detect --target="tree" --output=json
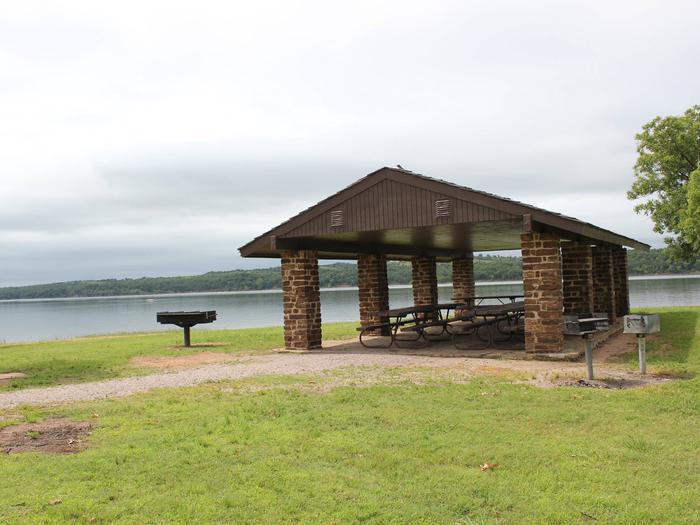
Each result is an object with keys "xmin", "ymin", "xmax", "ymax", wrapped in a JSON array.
[{"xmin": 627, "ymin": 105, "xmax": 700, "ymax": 260}]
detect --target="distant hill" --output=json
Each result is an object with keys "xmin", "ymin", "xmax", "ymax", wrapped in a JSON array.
[{"xmin": 0, "ymin": 249, "xmax": 697, "ymax": 300}]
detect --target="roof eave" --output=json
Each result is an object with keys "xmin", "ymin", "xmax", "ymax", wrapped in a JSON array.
[{"xmin": 238, "ymin": 166, "xmax": 651, "ymax": 256}]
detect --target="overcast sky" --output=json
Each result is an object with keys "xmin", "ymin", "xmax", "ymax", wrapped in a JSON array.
[{"xmin": 1, "ymin": 1, "xmax": 698, "ymax": 287}]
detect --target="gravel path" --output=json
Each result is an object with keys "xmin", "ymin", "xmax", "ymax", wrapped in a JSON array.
[
  {"xmin": 0, "ymin": 349, "xmax": 633, "ymax": 409},
  {"xmin": 0, "ymin": 353, "xmax": 482, "ymax": 409}
]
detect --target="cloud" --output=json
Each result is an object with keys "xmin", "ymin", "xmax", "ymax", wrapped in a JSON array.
[{"xmin": 0, "ymin": 0, "xmax": 698, "ymax": 286}]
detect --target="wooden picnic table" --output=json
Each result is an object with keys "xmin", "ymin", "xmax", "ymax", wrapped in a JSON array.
[
  {"xmin": 474, "ymin": 300, "xmax": 525, "ymax": 317},
  {"xmin": 357, "ymin": 303, "xmax": 461, "ymax": 348},
  {"xmin": 377, "ymin": 302, "xmax": 461, "ymax": 319},
  {"xmin": 357, "ymin": 298, "xmax": 525, "ymax": 349},
  {"xmin": 448, "ymin": 300, "xmax": 525, "ymax": 350},
  {"xmin": 455, "ymin": 295, "xmax": 524, "ymax": 306},
  {"xmin": 383, "ymin": 303, "xmax": 463, "ymax": 347}
]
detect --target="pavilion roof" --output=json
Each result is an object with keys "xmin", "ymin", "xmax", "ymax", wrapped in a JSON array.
[{"xmin": 239, "ymin": 167, "xmax": 649, "ymax": 259}]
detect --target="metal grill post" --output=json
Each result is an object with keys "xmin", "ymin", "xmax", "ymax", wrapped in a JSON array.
[
  {"xmin": 623, "ymin": 314, "xmax": 659, "ymax": 376},
  {"xmin": 584, "ymin": 334, "xmax": 594, "ymax": 380},
  {"xmin": 638, "ymin": 335, "xmax": 647, "ymax": 375}
]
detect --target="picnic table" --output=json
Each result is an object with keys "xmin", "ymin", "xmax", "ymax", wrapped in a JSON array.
[
  {"xmin": 356, "ymin": 297, "xmax": 525, "ymax": 349},
  {"xmin": 450, "ymin": 300, "xmax": 525, "ymax": 349},
  {"xmin": 456, "ymin": 294, "xmax": 524, "ymax": 306},
  {"xmin": 356, "ymin": 303, "xmax": 460, "ymax": 348},
  {"xmin": 474, "ymin": 300, "xmax": 525, "ymax": 317}
]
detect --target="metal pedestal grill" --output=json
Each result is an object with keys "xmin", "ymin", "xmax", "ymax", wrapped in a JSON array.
[
  {"xmin": 157, "ymin": 311, "xmax": 217, "ymax": 347},
  {"xmin": 564, "ymin": 313, "xmax": 610, "ymax": 380},
  {"xmin": 623, "ymin": 314, "xmax": 661, "ymax": 374}
]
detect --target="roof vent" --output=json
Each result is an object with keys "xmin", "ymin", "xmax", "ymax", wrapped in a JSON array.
[
  {"xmin": 435, "ymin": 199, "xmax": 452, "ymax": 218},
  {"xmin": 330, "ymin": 209, "xmax": 344, "ymax": 227}
]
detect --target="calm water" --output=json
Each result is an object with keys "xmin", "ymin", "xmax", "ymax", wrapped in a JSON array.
[{"xmin": 1, "ymin": 276, "xmax": 699, "ymax": 343}]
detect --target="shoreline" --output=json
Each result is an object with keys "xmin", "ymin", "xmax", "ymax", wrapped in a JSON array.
[
  {"xmin": 2, "ymin": 301, "xmax": 699, "ymax": 346},
  {"xmin": 1, "ymin": 273, "xmax": 699, "ymax": 304},
  {"xmin": 1, "ymin": 306, "xmax": 695, "ymax": 347}
]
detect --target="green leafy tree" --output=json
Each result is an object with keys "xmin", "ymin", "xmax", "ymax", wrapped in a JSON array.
[
  {"xmin": 628, "ymin": 106, "xmax": 700, "ymax": 259},
  {"xmin": 681, "ymin": 169, "xmax": 700, "ymax": 249}
]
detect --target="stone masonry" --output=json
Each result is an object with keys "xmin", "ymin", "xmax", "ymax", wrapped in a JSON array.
[
  {"xmin": 452, "ymin": 255, "xmax": 475, "ymax": 306},
  {"xmin": 561, "ymin": 241, "xmax": 594, "ymax": 315},
  {"xmin": 411, "ymin": 256, "xmax": 438, "ymax": 306},
  {"xmin": 592, "ymin": 245, "xmax": 616, "ymax": 321},
  {"xmin": 521, "ymin": 232, "xmax": 563, "ymax": 353},
  {"xmin": 357, "ymin": 254, "xmax": 390, "ymax": 335},
  {"xmin": 612, "ymin": 246, "xmax": 630, "ymax": 317},
  {"xmin": 281, "ymin": 250, "xmax": 322, "ymax": 350}
]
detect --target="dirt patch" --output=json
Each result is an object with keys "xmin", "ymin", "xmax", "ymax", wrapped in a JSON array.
[
  {"xmin": 132, "ymin": 351, "xmax": 238, "ymax": 369},
  {"xmin": 0, "ymin": 419, "xmax": 92, "ymax": 454},
  {"xmin": 522, "ymin": 366, "xmax": 678, "ymax": 389},
  {"xmin": 0, "ymin": 373, "xmax": 28, "ymax": 387},
  {"xmin": 595, "ymin": 332, "xmax": 639, "ymax": 362},
  {"xmin": 555, "ymin": 375, "xmax": 674, "ymax": 389},
  {"xmin": 167, "ymin": 342, "xmax": 230, "ymax": 350}
]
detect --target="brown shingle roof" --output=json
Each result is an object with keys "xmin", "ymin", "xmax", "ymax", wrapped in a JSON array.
[{"xmin": 239, "ymin": 166, "xmax": 649, "ymax": 257}]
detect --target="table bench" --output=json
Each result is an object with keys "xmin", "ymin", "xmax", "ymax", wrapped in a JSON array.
[
  {"xmin": 357, "ymin": 303, "xmax": 460, "ymax": 348},
  {"xmin": 357, "ymin": 298, "xmax": 525, "ymax": 350}
]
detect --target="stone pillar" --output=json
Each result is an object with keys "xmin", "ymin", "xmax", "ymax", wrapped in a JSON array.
[
  {"xmin": 561, "ymin": 241, "xmax": 594, "ymax": 315},
  {"xmin": 612, "ymin": 247, "xmax": 630, "ymax": 317},
  {"xmin": 592, "ymin": 245, "xmax": 616, "ymax": 321},
  {"xmin": 452, "ymin": 255, "xmax": 475, "ymax": 306},
  {"xmin": 411, "ymin": 256, "xmax": 438, "ymax": 306},
  {"xmin": 357, "ymin": 254, "xmax": 390, "ymax": 335},
  {"xmin": 521, "ymin": 232, "xmax": 564, "ymax": 353},
  {"xmin": 281, "ymin": 250, "xmax": 322, "ymax": 350}
]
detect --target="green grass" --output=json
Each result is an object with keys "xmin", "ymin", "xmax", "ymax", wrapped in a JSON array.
[
  {"xmin": 623, "ymin": 307, "xmax": 700, "ymax": 377},
  {"xmin": 0, "ymin": 323, "xmax": 358, "ymax": 390},
  {"xmin": 1, "ymin": 309, "xmax": 699, "ymax": 523}
]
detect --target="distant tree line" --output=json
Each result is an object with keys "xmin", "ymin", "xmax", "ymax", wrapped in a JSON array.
[
  {"xmin": 1, "ymin": 249, "xmax": 697, "ymax": 300},
  {"xmin": 626, "ymin": 249, "xmax": 700, "ymax": 275}
]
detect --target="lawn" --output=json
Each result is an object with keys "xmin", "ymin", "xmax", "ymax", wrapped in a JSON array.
[
  {"xmin": 0, "ymin": 323, "xmax": 358, "ymax": 390},
  {"xmin": 0, "ymin": 308, "xmax": 699, "ymax": 523}
]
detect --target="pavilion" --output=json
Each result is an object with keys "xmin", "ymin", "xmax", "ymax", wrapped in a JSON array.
[{"xmin": 239, "ymin": 167, "xmax": 649, "ymax": 353}]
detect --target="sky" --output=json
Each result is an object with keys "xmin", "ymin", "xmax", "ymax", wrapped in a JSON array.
[{"xmin": 1, "ymin": 0, "xmax": 699, "ymax": 287}]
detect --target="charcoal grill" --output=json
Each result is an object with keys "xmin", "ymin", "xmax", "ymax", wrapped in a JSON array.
[
  {"xmin": 157, "ymin": 311, "xmax": 217, "ymax": 347},
  {"xmin": 563, "ymin": 314, "xmax": 609, "ymax": 380},
  {"xmin": 623, "ymin": 314, "xmax": 661, "ymax": 375}
]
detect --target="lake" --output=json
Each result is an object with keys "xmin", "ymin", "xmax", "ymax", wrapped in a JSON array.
[{"xmin": 1, "ymin": 275, "xmax": 699, "ymax": 344}]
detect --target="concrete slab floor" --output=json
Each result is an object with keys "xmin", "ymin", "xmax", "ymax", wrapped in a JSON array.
[{"xmin": 312, "ymin": 320, "xmax": 627, "ymax": 363}]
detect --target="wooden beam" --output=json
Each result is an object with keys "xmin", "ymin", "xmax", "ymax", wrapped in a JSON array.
[{"xmin": 272, "ymin": 236, "xmax": 472, "ymax": 259}]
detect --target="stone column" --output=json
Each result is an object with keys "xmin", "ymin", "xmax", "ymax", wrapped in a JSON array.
[
  {"xmin": 452, "ymin": 255, "xmax": 475, "ymax": 306},
  {"xmin": 561, "ymin": 241, "xmax": 594, "ymax": 315},
  {"xmin": 592, "ymin": 245, "xmax": 616, "ymax": 321},
  {"xmin": 411, "ymin": 256, "xmax": 438, "ymax": 306},
  {"xmin": 281, "ymin": 250, "xmax": 322, "ymax": 350},
  {"xmin": 521, "ymin": 232, "xmax": 564, "ymax": 353},
  {"xmin": 357, "ymin": 254, "xmax": 390, "ymax": 335},
  {"xmin": 612, "ymin": 247, "xmax": 630, "ymax": 317}
]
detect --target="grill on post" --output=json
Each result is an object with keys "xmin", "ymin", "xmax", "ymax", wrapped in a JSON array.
[
  {"xmin": 623, "ymin": 314, "xmax": 661, "ymax": 375},
  {"xmin": 623, "ymin": 314, "xmax": 661, "ymax": 335},
  {"xmin": 563, "ymin": 316, "xmax": 599, "ymax": 336},
  {"xmin": 563, "ymin": 314, "xmax": 610, "ymax": 380},
  {"xmin": 157, "ymin": 311, "xmax": 217, "ymax": 347}
]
